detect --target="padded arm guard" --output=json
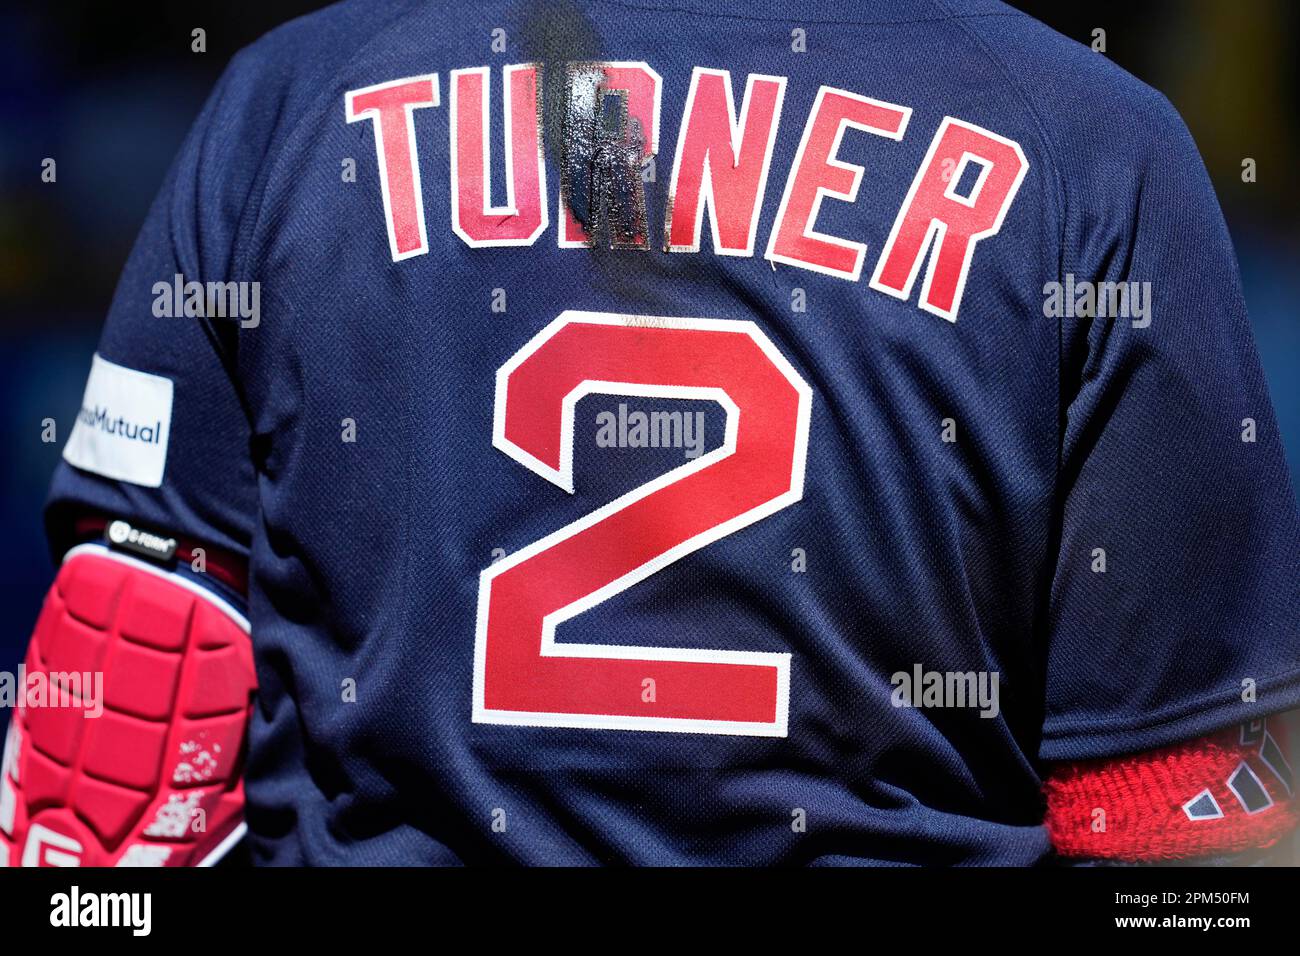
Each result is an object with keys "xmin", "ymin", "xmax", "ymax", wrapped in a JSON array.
[
  {"xmin": 1, "ymin": 544, "xmax": 256, "ymax": 867},
  {"xmin": 1045, "ymin": 717, "xmax": 1295, "ymax": 862}
]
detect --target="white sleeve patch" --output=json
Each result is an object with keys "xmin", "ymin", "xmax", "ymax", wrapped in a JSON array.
[{"xmin": 63, "ymin": 354, "xmax": 173, "ymax": 488}]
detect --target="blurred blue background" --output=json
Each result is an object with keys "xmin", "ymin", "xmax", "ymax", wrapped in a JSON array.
[{"xmin": 2, "ymin": 0, "xmax": 1297, "ymax": 669}]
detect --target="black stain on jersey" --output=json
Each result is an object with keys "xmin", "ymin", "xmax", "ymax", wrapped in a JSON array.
[
  {"xmin": 520, "ymin": 1, "xmax": 647, "ymax": 250},
  {"xmin": 519, "ymin": 0, "xmax": 600, "ymax": 172},
  {"xmin": 560, "ymin": 63, "xmax": 650, "ymax": 250},
  {"xmin": 519, "ymin": 0, "xmax": 689, "ymax": 313}
]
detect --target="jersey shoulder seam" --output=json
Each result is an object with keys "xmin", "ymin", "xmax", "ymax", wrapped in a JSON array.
[{"xmin": 598, "ymin": 0, "xmax": 1029, "ymax": 27}]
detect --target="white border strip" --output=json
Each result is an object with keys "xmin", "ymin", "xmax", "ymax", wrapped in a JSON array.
[{"xmin": 197, "ymin": 822, "xmax": 249, "ymax": 867}]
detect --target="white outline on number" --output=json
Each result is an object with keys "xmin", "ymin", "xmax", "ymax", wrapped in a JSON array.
[{"xmin": 474, "ymin": 311, "xmax": 812, "ymax": 736}]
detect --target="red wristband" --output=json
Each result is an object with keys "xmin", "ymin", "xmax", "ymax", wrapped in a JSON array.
[{"xmin": 1044, "ymin": 718, "xmax": 1295, "ymax": 861}]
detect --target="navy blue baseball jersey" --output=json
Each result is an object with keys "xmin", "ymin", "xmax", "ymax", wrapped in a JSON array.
[{"xmin": 45, "ymin": 0, "xmax": 1300, "ymax": 864}]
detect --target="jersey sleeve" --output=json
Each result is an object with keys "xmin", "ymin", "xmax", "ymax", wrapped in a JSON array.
[
  {"xmin": 5, "ymin": 44, "xmax": 289, "ymax": 869},
  {"xmin": 45, "ymin": 45, "xmax": 279, "ymax": 563},
  {"xmin": 1039, "ymin": 93, "xmax": 1300, "ymax": 761}
]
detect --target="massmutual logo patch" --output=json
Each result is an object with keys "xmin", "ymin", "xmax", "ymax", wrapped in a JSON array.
[{"xmin": 62, "ymin": 354, "xmax": 173, "ymax": 487}]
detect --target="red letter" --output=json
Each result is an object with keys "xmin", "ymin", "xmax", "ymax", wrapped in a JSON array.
[
  {"xmin": 765, "ymin": 86, "xmax": 910, "ymax": 280},
  {"xmin": 869, "ymin": 117, "xmax": 1028, "ymax": 321},
  {"xmin": 450, "ymin": 65, "xmax": 548, "ymax": 247},
  {"xmin": 665, "ymin": 69, "xmax": 786, "ymax": 256},
  {"xmin": 345, "ymin": 75, "xmax": 440, "ymax": 261}
]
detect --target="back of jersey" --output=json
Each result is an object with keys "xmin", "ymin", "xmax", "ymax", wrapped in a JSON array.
[{"xmin": 47, "ymin": 0, "xmax": 1300, "ymax": 864}]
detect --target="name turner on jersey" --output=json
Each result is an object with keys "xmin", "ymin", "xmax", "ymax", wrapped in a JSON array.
[{"xmin": 346, "ymin": 63, "xmax": 1028, "ymax": 324}]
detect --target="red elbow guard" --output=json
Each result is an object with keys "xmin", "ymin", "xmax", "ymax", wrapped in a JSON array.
[
  {"xmin": 1, "ymin": 544, "xmax": 256, "ymax": 867},
  {"xmin": 1044, "ymin": 717, "xmax": 1296, "ymax": 861}
]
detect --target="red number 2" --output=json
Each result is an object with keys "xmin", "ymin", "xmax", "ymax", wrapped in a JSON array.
[{"xmin": 474, "ymin": 311, "xmax": 812, "ymax": 735}]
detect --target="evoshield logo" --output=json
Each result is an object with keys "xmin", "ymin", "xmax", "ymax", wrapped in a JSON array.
[{"xmin": 105, "ymin": 519, "xmax": 177, "ymax": 562}]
